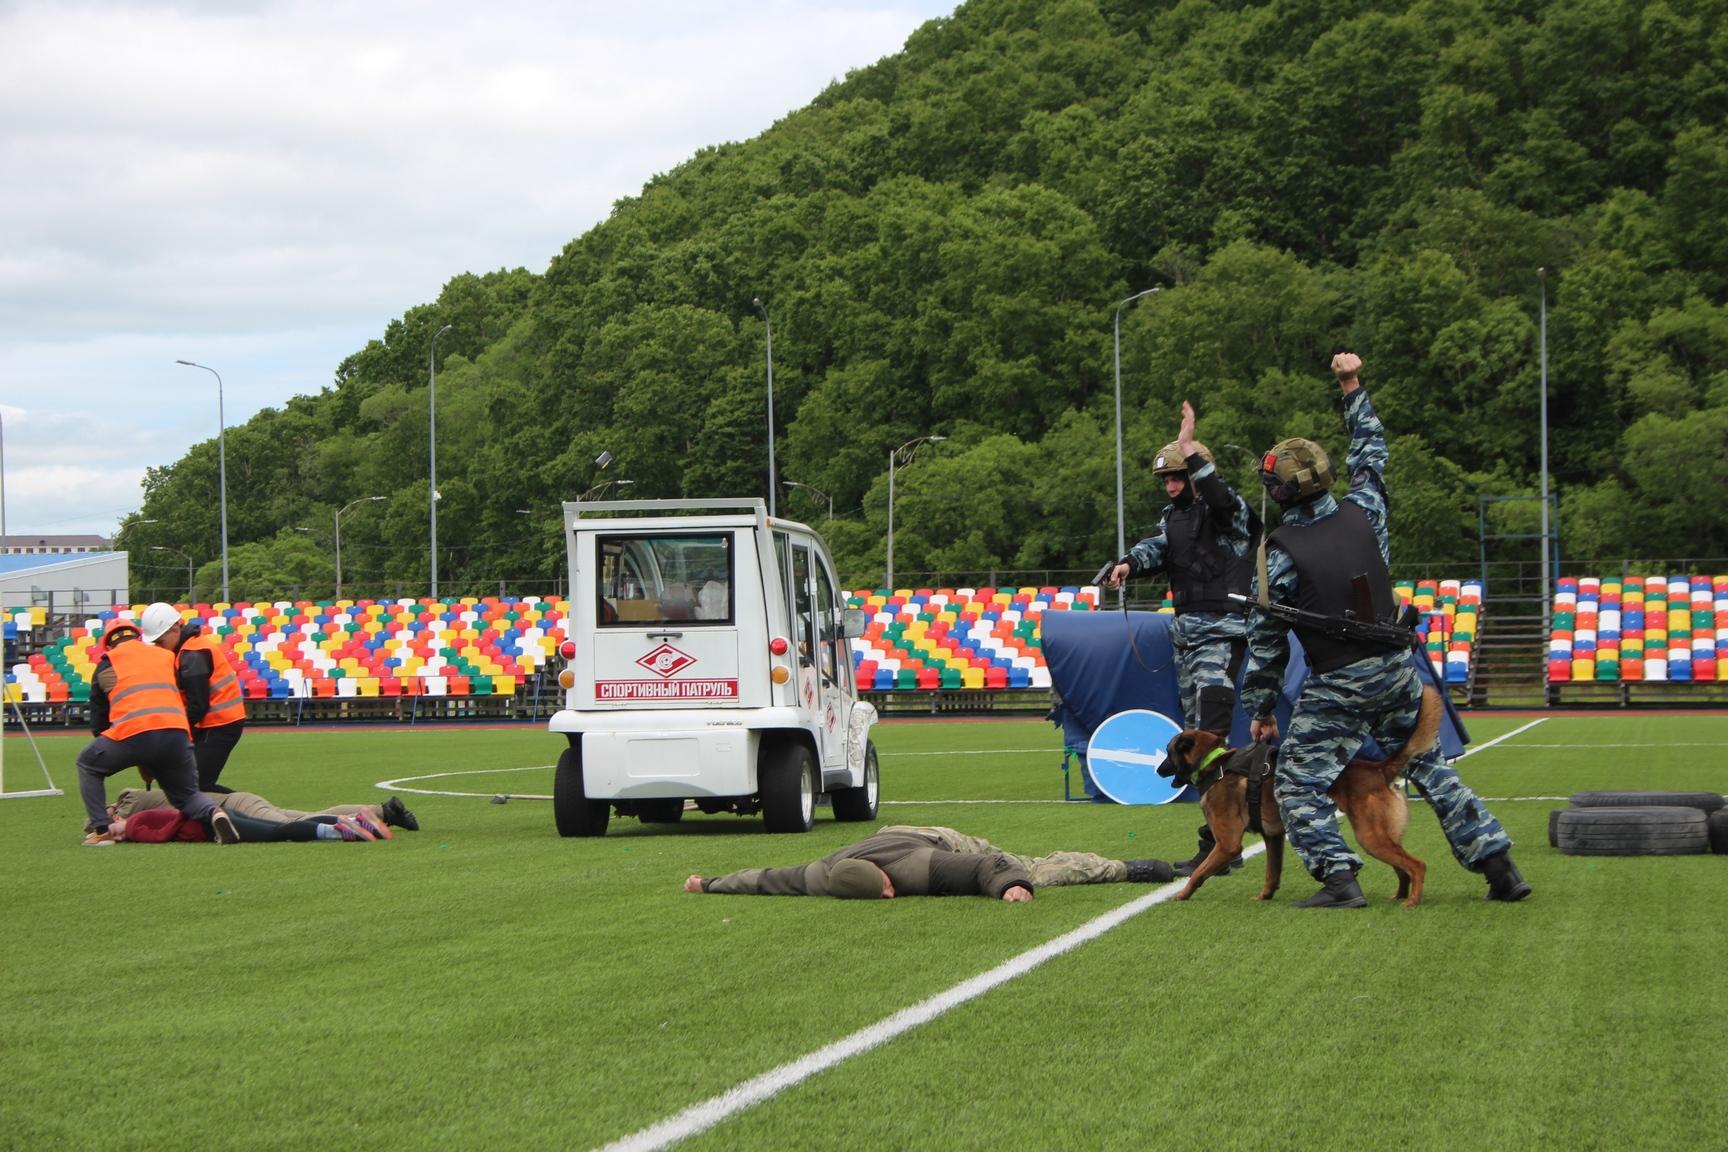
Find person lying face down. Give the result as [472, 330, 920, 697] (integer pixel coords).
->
[681, 825, 1176, 902]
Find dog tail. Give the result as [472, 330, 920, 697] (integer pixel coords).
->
[1377, 685, 1442, 783]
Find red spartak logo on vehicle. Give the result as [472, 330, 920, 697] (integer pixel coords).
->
[637, 643, 697, 679]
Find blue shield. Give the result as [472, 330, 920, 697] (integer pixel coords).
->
[1085, 709, 1188, 805]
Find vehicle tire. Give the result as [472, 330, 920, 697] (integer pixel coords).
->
[1568, 791, 1725, 814]
[553, 746, 609, 838]
[760, 741, 816, 833]
[636, 799, 685, 824]
[1548, 808, 1562, 848]
[1554, 807, 1708, 856]
[1709, 810, 1728, 855]
[831, 740, 880, 823]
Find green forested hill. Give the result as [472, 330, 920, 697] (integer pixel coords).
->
[120, 0, 1728, 600]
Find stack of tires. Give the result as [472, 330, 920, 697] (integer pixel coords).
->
[1550, 792, 1728, 856]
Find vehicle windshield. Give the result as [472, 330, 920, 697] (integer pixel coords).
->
[597, 534, 734, 626]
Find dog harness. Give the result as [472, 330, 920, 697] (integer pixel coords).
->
[1194, 744, 1276, 835]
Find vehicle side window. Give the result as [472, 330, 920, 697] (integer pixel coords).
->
[791, 544, 814, 667]
[816, 559, 837, 686]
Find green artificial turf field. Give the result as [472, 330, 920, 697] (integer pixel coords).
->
[2, 713, 1724, 1151]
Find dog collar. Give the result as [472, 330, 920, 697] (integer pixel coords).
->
[1196, 747, 1227, 775]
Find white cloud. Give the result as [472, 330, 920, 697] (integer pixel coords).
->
[0, 0, 956, 534]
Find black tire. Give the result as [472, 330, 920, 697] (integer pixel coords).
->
[760, 741, 816, 833]
[553, 746, 609, 838]
[1554, 807, 1708, 856]
[831, 740, 880, 823]
[1569, 791, 1725, 814]
[1548, 808, 1562, 849]
[636, 799, 685, 824]
[1709, 809, 1728, 855]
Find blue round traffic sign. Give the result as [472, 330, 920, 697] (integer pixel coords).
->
[1085, 709, 1189, 805]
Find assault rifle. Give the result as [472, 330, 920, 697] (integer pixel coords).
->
[1229, 574, 1419, 651]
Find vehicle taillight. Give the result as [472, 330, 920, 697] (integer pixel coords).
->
[558, 668, 576, 689]
[560, 640, 576, 661]
[769, 637, 789, 656]
[770, 666, 791, 684]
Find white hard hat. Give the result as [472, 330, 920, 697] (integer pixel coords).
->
[139, 602, 183, 643]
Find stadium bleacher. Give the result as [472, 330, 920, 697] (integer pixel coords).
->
[2, 579, 1488, 709]
[1546, 575, 1728, 684]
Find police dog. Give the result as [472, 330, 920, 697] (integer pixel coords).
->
[1162, 686, 1441, 908]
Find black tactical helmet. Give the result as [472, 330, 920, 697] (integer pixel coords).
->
[1260, 438, 1334, 504]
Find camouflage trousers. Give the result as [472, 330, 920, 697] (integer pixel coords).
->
[1171, 618, 1246, 729]
[1273, 657, 1512, 881]
[881, 826, 1128, 884]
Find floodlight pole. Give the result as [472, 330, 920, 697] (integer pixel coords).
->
[428, 324, 453, 598]
[1538, 268, 1551, 637]
[752, 298, 777, 515]
[1113, 287, 1158, 607]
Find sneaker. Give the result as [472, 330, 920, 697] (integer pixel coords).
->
[210, 809, 242, 845]
[351, 809, 393, 841]
[82, 830, 119, 847]
[332, 815, 376, 842]
[380, 796, 420, 832]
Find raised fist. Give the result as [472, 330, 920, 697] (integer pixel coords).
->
[1330, 352, 1362, 382]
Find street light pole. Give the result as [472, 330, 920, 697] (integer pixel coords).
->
[150, 546, 194, 602]
[782, 480, 831, 521]
[428, 324, 454, 598]
[175, 360, 229, 601]
[886, 435, 945, 592]
[335, 495, 387, 602]
[1113, 288, 1158, 599]
[752, 298, 776, 515]
[1538, 268, 1550, 638]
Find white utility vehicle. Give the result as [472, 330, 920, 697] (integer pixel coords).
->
[549, 498, 879, 836]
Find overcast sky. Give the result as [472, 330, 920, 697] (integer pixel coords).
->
[0, 0, 957, 540]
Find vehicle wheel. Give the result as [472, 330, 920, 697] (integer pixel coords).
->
[1709, 810, 1728, 855]
[1569, 791, 1725, 814]
[1554, 807, 1708, 856]
[760, 741, 816, 833]
[637, 798, 685, 824]
[553, 746, 609, 837]
[831, 740, 880, 823]
[1548, 808, 1562, 849]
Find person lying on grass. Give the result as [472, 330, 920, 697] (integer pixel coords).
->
[88, 789, 418, 844]
[683, 825, 1175, 901]
[110, 786, 419, 835]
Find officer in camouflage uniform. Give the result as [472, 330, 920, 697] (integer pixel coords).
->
[1242, 353, 1531, 908]
[1104, 400, 1257, 874]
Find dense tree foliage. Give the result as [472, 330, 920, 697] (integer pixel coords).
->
[118, 0, 1728, 601]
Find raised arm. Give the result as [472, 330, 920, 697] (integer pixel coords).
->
[1333, 353, 1390, 561]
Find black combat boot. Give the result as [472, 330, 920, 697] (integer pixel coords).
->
[1481, 851, 1532, 902]
[1172, 825, 1243, 877]
[1293, 869, 1367, 909]
[1124, 859, 1175, 883]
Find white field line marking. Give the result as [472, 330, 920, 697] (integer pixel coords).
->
[596, 843, 1268, 1152]
[1457, 717, 1547, 757]
[893, 748, 1057, 755]
[1475, 742, 1728, 749]
[377, 764, 554, 800]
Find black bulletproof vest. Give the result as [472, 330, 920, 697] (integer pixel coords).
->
[1268, 501, 1395, 673]
[1164, 501, 1251, 615]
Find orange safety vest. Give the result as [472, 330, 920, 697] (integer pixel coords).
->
[178, 632, 245, 728]
[103, 642, 191, 741]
